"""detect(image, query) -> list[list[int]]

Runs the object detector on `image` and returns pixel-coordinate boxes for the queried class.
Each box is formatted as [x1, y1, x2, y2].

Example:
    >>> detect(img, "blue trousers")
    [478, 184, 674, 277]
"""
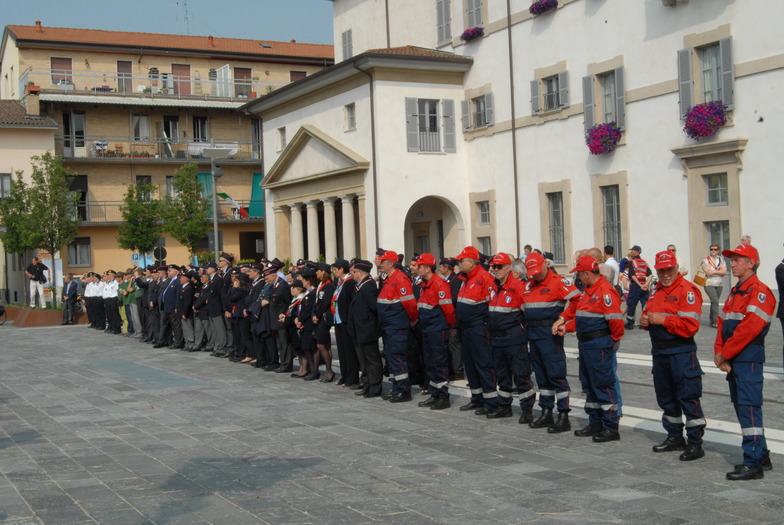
[460, 324, 498, 409]
[529, 335, 570, 411]
[626, 283, 648, 324]
[727, 360, 769, 468]
[579, 347, 622, 430]
[493, 341, 535, 410]
[652, 351, 706, 444]
[422, 329, 450, 399]
[383, 328, 410, 394]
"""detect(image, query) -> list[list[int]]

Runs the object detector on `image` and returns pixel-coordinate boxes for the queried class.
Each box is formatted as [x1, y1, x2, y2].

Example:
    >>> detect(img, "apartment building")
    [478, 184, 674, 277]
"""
[0, 22, 333, 298]
[248, 0, 784, 290]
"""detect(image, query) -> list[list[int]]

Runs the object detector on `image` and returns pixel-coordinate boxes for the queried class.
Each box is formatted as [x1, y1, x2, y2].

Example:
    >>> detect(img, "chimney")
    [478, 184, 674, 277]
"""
[35, 20, 42, 32]
[291, 39, 296, 43]
[208, 35, 214, 47]
[25, 85, 41, 116]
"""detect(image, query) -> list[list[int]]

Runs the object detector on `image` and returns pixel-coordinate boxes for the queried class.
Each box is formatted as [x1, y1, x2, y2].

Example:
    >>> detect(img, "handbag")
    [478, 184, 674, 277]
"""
[693, 268, 707, 287]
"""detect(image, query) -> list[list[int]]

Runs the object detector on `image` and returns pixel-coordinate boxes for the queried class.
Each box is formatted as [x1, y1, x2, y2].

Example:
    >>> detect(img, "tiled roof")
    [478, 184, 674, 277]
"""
[6, 24, 334, 60]
[0, 100, 57, 128]
[364, 45, 470, 61]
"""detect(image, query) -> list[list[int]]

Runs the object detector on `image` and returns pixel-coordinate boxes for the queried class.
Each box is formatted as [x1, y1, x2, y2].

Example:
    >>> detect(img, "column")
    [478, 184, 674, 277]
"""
[340, 194, 356, 259]
[289, 203, 304, 262]
[306, 200, 320, 260]
[321, 197, 337, 263]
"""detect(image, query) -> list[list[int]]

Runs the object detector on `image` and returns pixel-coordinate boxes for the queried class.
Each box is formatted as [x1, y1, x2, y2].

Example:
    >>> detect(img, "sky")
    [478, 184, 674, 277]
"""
[1, 0, 335, 45]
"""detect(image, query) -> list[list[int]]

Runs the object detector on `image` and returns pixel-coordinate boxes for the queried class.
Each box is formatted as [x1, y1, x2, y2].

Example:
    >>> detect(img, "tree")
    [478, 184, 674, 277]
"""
[118, 181, 161, 258]
[161, 163, 210, 262]
[0, 171, 38, 256]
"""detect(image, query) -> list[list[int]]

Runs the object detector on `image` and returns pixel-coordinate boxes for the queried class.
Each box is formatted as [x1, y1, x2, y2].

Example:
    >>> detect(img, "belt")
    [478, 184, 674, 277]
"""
[652, 336, 696, 350]
[527, 318, 559, 328]
[577, 329, 611, 342]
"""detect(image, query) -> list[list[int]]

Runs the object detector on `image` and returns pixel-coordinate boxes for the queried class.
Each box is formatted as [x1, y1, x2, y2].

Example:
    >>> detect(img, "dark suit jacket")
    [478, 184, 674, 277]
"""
[268, 278, 291, 331]
[177, 283, 195, 319]
[63, 280, 78, 304]
[158, 277, 180, 313]
[193, 282, 209, 320]
[776, 260, 784, 319]
[348, 276, 380, 344]
[334, 276, 355, 326]
[206, 274, 225, 317]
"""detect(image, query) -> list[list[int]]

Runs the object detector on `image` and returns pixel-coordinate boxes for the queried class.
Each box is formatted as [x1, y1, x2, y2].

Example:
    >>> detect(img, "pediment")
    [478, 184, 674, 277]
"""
[264, 125, 369, 189]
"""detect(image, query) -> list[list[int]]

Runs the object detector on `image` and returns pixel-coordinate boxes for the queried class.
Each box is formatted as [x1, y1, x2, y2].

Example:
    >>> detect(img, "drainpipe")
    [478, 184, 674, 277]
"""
[353, 62, 380, 252]
[507, 0, 521, 255]
[385, 0, 391, 48]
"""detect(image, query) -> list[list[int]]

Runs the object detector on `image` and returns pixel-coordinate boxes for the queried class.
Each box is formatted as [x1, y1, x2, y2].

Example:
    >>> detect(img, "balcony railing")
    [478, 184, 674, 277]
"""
[20, 67, 287, 102]
[73, 199, 264, 225]
[55, 136, 261, 161]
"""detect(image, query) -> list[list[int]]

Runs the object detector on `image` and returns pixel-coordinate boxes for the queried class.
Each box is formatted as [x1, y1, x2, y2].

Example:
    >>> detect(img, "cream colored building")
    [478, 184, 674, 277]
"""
[0, 22, 333, 287]
[249, 0, 784, 293]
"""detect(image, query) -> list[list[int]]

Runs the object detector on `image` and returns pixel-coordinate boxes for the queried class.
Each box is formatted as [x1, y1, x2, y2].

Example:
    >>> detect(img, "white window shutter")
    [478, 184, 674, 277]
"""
[461, 99, 470, 131]
[443, 99, 456, 152]
[406, 97, 419, 152]
[614, 66, 626, 130]
[558, 71, 569, 108]
[582, 75, 595, 134]
[530, 80, 540, 115]
[484, 93, 494, 126]
[677, 48, 693, 118]
[720, 37, 734, 110]
[444, 0, 452, 43]
[437, 0, 446, 44]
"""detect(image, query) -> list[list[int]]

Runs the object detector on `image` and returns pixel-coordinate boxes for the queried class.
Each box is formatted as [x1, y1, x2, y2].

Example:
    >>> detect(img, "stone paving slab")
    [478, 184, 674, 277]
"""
[0, 320, 783, 524]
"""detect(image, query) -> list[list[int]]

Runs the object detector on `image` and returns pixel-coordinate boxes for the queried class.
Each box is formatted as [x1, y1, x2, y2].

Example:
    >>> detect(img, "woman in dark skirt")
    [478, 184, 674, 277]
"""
[295, 269, 318, 379]
[281, 279, 306, 377]
[311, 263, 336, 382]
[226, 272, 250, 362]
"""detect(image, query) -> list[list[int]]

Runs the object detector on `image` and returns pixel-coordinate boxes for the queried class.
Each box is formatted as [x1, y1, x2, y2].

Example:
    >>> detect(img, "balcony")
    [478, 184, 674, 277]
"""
[20, 67, 287, 103]
[55, 136, 261, 163]
[73, 199, 264, 226]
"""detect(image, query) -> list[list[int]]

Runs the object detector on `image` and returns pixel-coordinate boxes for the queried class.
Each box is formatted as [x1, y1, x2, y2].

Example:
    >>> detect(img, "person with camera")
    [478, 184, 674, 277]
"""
[25, 256, 49, 309]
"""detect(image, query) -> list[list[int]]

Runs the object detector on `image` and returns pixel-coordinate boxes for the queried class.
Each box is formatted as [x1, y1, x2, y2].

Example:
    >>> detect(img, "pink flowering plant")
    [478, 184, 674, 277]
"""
[529, 0, 559, 16]
[683, 101, 727, 140]
[585, 122, 622, 155]
[460, 26, 484, 42]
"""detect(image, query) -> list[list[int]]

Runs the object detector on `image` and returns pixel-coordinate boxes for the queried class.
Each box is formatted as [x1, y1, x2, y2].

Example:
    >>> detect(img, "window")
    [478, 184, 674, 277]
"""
[462, 93, 494, 130]
[166, 176, 179, 199]
[63, 112, 86, 150]
[700, 44, 722, 103]
[278, 127, 287, 150]
[531, 71, 569, 114]
[417, 236, 430, 254]
[478, 236, 492, 255]
[171, 64, 191, 96]
[0, 173, 10, 199]
[678, 36, 733, 116]
[465, 0, 483, 28]
[405, 98, 456, 153]
[543, 76, 561, 112]
[477, 200, 490, 225]
[234, 67, 251, 97]
[68, 237, 91, 267]
[600, 72, 617, 124]
[437, 0, 452, 45]
[69, 175, 88, 222]
[705, 173, 728, 206]
[582, 66, 625, 133]
[50, 57, 72, 84]
[344, 103, 356, 131]
[601, 185, 622, 257]
[163, 116, 179, 141]
[193, 117, 208, 142]
[547, 192, 566, 265]
[132, 115, 150, 141]
[136, 175, 152, 200]
[117, 60, 132, 93]
[341, 29, 353, 60]
[290, 71, 307, 82]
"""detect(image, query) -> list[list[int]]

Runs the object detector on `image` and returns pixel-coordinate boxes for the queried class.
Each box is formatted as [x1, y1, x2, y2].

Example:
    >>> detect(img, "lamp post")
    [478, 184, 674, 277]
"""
[203, 148, 232, 263]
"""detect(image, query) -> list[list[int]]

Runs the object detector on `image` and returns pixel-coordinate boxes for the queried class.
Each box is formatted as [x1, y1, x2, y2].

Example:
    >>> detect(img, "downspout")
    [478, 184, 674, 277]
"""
[385, 0, 391, 48]
[507, 0, 521, 255]
[353, 62, 380, 252]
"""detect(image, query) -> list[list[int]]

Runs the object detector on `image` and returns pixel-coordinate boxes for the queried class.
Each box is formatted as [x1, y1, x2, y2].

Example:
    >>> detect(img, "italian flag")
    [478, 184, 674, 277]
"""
[217, 193, 248, 218]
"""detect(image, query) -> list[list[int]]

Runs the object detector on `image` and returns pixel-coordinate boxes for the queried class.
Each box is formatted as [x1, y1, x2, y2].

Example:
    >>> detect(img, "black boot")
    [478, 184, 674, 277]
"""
[547, 411, 571, 433]
[518, 409, 533, 424]
[679, 443, 704, 461]
[429, 397, 451, 410]
[734, 456, 772, 471]
[486, 406, 513, 419]
[529, 407, 554, 429]
[652, 436, 686, 453]
[726, 465, 764, 481]
[574, 424, 603, 437]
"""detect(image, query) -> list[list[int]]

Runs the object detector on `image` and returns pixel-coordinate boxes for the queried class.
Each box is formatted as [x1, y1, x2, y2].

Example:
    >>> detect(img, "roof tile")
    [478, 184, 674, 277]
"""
[0, 100, 57, 127]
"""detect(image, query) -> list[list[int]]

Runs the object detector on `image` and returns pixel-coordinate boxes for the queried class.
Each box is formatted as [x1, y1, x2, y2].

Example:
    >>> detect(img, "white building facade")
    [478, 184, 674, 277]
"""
[248, 0, 784, 287]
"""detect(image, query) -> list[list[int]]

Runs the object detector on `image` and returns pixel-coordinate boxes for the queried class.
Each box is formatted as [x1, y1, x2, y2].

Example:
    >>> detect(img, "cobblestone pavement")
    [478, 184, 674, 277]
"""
[1, 306, 783, 524]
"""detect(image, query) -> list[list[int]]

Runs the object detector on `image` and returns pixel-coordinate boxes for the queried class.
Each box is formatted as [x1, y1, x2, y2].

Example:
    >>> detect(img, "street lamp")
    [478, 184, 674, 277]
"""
[203, 147, 233, 263]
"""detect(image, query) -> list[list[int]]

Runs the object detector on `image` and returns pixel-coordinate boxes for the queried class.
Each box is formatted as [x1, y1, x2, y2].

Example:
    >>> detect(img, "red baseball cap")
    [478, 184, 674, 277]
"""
[570, 255, 599, 273]
[411, 253, 436, 266]
[722, 243, 759, 263]
[654, 250, 678, 270]
[490, 253, 512, 266]
[456, 246, 480, 260]
[525, 252, 545, 277]
[377, 250, 398, 263]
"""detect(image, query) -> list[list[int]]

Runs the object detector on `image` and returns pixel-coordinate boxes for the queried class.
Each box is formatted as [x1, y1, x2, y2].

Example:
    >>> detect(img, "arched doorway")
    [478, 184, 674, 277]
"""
[403, 196, 465, 260]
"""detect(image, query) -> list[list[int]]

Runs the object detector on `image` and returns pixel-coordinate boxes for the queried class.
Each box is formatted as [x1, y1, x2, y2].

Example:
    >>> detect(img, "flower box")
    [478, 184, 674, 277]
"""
[585, 122, 622, 155]
[460, 26, 484, 42]
[529, 0, 558, 16]
[683, 101, 727, 140]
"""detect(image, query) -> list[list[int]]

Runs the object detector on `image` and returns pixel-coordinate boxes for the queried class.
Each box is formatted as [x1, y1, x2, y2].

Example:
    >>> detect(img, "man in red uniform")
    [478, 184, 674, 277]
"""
[412, 253, 455, 410]
[715, 244, 776, 480]
[640, 250, 707, 461]
[625, 245, 652, 329]
[454, 246, 499, 415]
[555, 255, 625, 442]
[523, 252, 580, 433]
[377, 250, 418, 402]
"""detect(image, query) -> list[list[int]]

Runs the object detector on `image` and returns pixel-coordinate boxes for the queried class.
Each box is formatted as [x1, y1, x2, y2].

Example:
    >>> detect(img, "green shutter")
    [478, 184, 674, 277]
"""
[198, 172, 213, 218]
[249, 173, 264, 218]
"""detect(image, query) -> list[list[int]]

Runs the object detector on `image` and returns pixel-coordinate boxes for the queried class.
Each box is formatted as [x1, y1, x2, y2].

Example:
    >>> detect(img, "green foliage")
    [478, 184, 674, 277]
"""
[118, 182, 161, 254]
[0, 171, 37, 254]
[161, 163, 210, 260]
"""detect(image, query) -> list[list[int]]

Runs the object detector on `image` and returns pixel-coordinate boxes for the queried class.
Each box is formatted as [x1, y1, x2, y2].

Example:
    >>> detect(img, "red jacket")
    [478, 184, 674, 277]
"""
[377, 269, 418, 331]
[522, 269, 579, 339]
[562, 275, 624, 348]
[715, 274, 776, 362]
[417, 274, 455, 331]
[642, 274, 702, 355]
[455, 265, 497, 328]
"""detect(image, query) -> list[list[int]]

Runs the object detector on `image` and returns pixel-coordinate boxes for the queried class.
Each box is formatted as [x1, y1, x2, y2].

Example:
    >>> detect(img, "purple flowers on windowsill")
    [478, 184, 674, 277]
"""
[683, 101, 728, 140]
[586, 122, 622, 155]
[460, 26, 485, 42]
[529, 0, 559, 16]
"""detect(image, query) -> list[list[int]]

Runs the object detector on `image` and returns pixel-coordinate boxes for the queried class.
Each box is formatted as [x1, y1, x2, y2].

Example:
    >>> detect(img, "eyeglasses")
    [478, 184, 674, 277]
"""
[710, 248, 719, 251]
[490, 264, 505, 270]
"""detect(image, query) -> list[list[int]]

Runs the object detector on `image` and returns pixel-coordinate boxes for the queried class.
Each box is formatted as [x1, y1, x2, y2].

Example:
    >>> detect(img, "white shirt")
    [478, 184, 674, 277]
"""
[605, 256, 620, 286]
[102, 280, 118, 299]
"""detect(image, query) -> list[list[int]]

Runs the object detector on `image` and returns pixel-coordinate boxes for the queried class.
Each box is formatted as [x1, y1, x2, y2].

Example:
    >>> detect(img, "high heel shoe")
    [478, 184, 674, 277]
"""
[303, 372, 320, 381]
[320, 372, 335, 383]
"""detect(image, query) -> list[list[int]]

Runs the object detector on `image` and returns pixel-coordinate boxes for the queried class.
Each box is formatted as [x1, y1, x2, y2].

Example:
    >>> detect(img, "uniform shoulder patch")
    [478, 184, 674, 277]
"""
[505, 295, 512, 304]
[400, 287, 407, 295]
[758, 292, 766, 304]
[490, 289, 496, 300]
[604, 294, 612, 307]
[561, 278, 571, 286]
[686, 291, 695, 305]
[438, 291, 446, 299]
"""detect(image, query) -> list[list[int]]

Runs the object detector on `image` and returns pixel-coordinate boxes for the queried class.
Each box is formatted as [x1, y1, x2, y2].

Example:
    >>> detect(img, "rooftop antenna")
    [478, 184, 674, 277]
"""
[178, 0, 191, 35]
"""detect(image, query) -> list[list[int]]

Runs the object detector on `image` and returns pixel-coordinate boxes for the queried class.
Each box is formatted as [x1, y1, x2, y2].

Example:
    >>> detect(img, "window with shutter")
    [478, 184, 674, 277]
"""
[719, 37, 734, 110]
[466, 0, 482, 28]
[406, 98, 454, 153]
[582, 75, 595, 134]
[614, 66, 626, 130]
[530, 79, 541, 115]
[50, 57, 72, 84]
[342, 29, 353, 60]
[437, 0, 452, 45]
[678, 48, 693, 117]
[443, 99, 456, 152]
[557, 71, 569, 108]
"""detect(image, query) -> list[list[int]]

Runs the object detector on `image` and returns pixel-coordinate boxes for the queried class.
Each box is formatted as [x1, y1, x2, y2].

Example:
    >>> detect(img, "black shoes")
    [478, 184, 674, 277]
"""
[726, 465, 764, 481]
[381, 391, 394, 401]
[734, 456, 773, 471]
[355, 389, 368, 396]
[388, 392, 412, 403]
[518, 410, 533, 425]
[429, 397, 451, 410]
[679, 444, 704, 461]
[474, 407, 490, 416]
[418, 396, 437, 407]
[592, 428, 620, 442]
[275, 367, 293, 374]
[624, 322, 635, 330]
[152, 343, 165, 348]
[529, 408, 554, 429]
[547, 411, 571, 434]
[486, 406, 513, 419]
[652, 436, 687, 453]
[574, 424, 604, 437]
[459, 401, 483, 412]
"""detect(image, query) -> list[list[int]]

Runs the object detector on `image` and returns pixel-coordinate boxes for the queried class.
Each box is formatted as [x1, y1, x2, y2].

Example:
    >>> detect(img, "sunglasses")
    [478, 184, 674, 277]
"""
[490, 264, 506, 270]
[710, 248, 719, 251]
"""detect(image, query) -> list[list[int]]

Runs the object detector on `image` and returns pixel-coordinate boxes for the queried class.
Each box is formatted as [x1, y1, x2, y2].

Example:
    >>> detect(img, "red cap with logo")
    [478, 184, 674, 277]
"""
[490, 253, 512, 266]
[722, 243, 759, 263]
[411, 253, 436, 266]
[456, 246, 480, 261]
[570, 255, 599, 273]
[525, 252, 546, 277]
[654, 250, 678, 270]
[377, 250, 398, 263]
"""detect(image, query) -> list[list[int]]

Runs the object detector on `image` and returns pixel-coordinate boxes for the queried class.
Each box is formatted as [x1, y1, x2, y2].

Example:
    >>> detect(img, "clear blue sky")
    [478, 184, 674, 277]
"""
[2, 0, 335, 45]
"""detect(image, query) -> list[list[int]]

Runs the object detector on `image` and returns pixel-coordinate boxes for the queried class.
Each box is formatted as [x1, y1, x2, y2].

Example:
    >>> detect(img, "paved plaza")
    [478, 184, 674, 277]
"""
[1, 310, 783, 524]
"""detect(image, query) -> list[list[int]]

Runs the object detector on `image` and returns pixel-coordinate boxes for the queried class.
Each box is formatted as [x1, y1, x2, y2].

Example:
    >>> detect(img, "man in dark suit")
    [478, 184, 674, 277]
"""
[205, 262, 228, 356]
[192, 272, 211, 351]
[264, 265, 292, 372]
[332, 258, 358, 386]
[178, 271, 196, 350]
[146, 267, 166, 343]
[348, 260, 383, 398]
[61, 273, 78, 325]
[776, 247, 784, 363]
[154, 265, 182, 348]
